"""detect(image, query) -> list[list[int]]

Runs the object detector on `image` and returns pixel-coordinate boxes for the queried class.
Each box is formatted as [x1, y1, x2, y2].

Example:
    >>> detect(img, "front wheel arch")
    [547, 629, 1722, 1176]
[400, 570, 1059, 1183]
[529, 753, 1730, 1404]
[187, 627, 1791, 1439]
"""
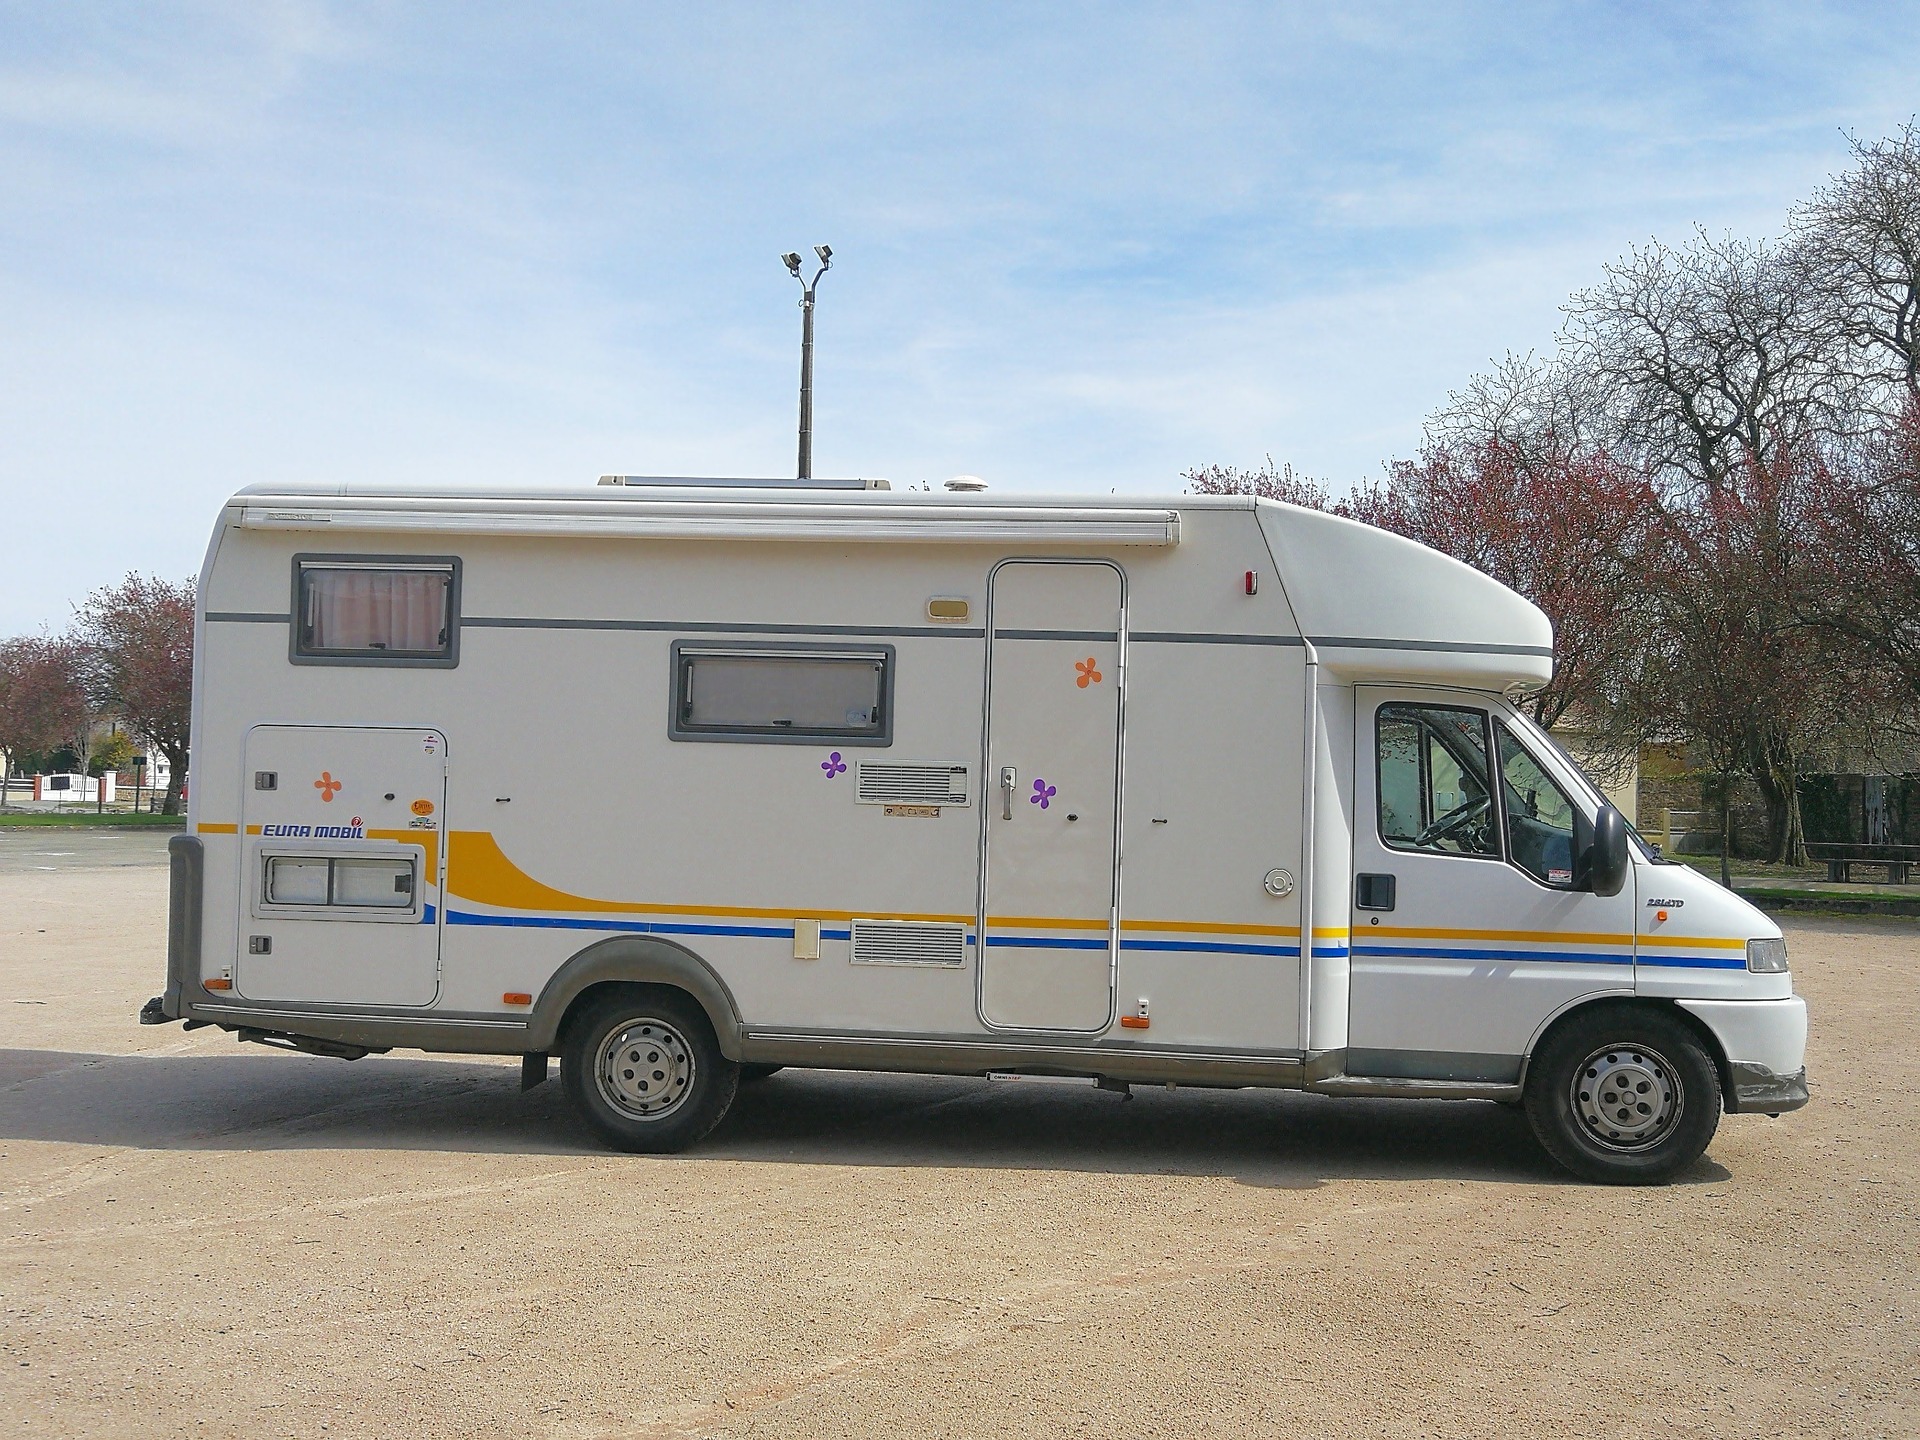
[1522, 995, 1735, 1108]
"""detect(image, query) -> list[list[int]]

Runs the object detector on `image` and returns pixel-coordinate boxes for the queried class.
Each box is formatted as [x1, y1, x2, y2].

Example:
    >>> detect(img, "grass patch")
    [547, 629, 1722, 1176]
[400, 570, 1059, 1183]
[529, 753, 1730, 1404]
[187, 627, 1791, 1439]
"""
[0, 812, 185, 828]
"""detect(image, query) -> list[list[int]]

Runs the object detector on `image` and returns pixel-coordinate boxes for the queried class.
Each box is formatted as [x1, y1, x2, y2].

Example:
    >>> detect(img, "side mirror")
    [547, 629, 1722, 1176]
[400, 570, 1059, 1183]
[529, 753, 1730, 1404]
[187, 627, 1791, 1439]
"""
[1590, 803, 1629, 897]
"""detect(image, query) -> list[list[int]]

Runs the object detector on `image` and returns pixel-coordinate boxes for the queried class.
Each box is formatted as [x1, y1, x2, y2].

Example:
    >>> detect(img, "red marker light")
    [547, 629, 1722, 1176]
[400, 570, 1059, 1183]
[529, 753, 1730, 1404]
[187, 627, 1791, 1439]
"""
[1244, 570, 1258, 595]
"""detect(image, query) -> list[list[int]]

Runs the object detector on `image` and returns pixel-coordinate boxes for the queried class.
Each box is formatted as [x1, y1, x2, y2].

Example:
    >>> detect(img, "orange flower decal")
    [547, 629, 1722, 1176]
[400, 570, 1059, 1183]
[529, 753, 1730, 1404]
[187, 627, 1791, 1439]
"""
[1075, 657, 1102, 688]
[314, 771, 343, 802]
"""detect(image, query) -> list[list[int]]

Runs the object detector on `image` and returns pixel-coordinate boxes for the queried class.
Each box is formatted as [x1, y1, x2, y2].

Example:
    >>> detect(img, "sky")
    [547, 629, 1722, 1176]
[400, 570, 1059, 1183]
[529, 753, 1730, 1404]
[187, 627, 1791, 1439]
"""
[2, 1, 1917, 633]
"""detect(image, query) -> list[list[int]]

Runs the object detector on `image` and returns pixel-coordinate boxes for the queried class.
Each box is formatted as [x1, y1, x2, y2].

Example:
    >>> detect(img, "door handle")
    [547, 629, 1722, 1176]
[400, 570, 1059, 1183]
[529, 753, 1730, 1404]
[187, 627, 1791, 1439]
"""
[1355, 873, 1397, 911]
[1000, 766, 1017, 820]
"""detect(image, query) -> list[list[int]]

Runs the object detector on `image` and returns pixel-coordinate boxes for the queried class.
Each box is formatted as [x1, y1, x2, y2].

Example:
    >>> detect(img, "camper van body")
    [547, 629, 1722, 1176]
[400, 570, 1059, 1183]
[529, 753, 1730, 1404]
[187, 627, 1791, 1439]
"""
[154, 481, 1808, 1182]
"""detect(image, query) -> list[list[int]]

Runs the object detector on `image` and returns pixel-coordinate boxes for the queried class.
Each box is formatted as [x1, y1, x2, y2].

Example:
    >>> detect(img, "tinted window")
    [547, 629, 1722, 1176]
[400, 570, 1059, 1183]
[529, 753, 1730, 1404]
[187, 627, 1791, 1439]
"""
[1495, 721, 1580, 886]
[672, 645, 892, 744]
[1377, 704, 1498, 858]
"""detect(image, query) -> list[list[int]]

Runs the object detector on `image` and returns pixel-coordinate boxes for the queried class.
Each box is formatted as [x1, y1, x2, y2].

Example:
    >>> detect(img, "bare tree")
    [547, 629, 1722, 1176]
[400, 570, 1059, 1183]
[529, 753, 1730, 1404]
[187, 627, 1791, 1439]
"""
[1559, 231, 1849, 493]
[1792, 120, 1920, 398]
[1424, 351, 1592, 477]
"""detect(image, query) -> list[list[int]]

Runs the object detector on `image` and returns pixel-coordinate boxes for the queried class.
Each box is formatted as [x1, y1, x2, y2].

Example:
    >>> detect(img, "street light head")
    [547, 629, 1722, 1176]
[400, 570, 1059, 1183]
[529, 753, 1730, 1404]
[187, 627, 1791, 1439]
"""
[814, 244, 832, 265]
[782, 252, 803, 277]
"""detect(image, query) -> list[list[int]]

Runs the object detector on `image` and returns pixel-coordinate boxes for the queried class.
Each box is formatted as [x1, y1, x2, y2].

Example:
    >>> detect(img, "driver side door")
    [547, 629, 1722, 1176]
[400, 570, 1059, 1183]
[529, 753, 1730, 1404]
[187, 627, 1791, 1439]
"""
[1347, 686, 1638, 1084]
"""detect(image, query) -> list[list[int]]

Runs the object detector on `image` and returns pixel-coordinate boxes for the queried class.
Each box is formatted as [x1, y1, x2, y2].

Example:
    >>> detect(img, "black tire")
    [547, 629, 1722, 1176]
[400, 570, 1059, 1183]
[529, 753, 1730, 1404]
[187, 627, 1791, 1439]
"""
[738, 1064, 784, 1083]
[561, 987, 738, 1153]
[1524, 1003, 1721, 1185]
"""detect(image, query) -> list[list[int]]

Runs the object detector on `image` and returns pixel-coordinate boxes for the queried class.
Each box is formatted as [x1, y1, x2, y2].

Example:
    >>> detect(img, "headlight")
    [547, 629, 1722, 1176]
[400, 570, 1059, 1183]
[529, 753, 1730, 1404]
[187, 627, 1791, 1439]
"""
[1746, 937, 1789, 973]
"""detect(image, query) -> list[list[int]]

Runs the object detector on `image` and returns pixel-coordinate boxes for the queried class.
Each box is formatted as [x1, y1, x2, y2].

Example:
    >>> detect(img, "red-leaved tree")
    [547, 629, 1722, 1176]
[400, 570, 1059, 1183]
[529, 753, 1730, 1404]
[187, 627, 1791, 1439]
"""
[75, 575, 195, 815]
[0, 637, 91, 805]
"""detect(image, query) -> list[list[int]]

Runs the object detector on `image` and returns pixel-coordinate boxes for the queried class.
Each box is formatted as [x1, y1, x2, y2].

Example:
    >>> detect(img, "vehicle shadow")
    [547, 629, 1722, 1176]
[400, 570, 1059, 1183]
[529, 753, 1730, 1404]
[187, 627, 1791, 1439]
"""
[0, 1048, 1732, 1188]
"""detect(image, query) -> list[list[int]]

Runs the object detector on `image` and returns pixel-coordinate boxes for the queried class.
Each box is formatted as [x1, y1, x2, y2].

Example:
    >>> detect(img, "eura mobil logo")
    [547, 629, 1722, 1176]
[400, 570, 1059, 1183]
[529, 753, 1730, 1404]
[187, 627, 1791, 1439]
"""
[262, 817, 365, 839]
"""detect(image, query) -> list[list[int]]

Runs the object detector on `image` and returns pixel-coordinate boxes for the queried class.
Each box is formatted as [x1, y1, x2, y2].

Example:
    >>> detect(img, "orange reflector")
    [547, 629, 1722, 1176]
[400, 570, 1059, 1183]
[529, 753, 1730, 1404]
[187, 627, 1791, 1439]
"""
[204, 978, 232, 991]
[502, 992, 533, 1006]
[1655, 909, 1668, 922]
[1119, 1015, 1150, 1029]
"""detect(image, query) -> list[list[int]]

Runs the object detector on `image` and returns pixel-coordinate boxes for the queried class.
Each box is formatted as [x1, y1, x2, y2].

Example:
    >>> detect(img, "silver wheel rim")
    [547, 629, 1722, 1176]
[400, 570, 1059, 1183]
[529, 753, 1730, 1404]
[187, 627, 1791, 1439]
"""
[594, 1017, 696, 1121]
[1571, 1043, 1682, 1152]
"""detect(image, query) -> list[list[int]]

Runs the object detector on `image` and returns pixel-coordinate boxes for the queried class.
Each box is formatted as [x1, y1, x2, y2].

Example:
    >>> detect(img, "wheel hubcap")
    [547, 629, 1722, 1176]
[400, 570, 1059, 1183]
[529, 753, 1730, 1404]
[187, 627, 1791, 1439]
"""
[1571, 1044, 1681, 1152]
[594, 1018, 695, 1121]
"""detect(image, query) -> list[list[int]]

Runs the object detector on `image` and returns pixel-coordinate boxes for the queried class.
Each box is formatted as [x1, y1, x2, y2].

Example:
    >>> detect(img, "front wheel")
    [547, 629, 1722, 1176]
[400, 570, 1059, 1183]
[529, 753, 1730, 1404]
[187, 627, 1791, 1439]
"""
[1524, 1004, 1721, 1185]
[561, 988, 738, 1153]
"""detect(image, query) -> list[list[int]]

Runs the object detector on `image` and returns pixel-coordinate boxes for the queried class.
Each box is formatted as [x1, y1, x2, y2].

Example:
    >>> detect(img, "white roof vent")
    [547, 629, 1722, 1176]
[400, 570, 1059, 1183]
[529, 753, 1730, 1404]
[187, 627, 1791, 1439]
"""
[944, 476, 987, 492]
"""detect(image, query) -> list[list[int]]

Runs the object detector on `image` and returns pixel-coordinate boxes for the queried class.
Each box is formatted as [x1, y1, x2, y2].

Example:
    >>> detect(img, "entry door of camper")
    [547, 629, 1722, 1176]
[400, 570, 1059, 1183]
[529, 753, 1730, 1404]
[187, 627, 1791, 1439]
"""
[1347, 689, 1638, 1076]
[979, 560, 1124, 1032]
[237, 726, 446, 1007]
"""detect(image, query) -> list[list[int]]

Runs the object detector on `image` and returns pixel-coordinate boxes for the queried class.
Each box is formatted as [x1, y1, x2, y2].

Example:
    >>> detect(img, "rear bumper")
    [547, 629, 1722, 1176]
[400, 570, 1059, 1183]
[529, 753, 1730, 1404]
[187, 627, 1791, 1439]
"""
[1727, 1062, 1810, 1115]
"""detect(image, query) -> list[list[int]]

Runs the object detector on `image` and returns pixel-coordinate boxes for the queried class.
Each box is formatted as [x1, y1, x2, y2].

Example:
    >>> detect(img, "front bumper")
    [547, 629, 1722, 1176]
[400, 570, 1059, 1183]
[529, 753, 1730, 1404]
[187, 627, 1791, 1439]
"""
[1726, 1062, 1810, 1114]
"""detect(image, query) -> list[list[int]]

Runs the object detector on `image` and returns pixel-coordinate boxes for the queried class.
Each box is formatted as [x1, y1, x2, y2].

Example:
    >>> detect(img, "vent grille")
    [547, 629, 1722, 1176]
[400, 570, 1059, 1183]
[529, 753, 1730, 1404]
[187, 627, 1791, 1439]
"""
[855, 761, 970, 806]
[850, 920, 968, 968]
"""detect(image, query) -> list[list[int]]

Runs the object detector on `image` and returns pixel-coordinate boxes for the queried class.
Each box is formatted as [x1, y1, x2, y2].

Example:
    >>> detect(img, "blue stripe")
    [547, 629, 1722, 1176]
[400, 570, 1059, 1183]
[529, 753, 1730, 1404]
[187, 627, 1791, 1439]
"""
[1309, 945, 1350, 958]
[1354, 944, 1633, 966]
[984, 935, 1110, 951]
[422, 903, 436, 924]
[447, 910, 793, 940]
[1122, 938, 1300, 957]
[1639, 953, 1747, 970]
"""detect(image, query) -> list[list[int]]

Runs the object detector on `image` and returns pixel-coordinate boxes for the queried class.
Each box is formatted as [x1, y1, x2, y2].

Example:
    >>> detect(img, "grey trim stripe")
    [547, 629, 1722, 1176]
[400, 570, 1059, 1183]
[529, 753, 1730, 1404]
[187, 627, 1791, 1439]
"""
[744, 1025, 1303, 1062]
[192, 1001, 527, 1029]
[1309, 634, 1555, 658]
[1136, 630, 1303, 647]
[470, 616, 987, 639]
[993, 627, 1120, 642]
[208, 609, 1547, 657]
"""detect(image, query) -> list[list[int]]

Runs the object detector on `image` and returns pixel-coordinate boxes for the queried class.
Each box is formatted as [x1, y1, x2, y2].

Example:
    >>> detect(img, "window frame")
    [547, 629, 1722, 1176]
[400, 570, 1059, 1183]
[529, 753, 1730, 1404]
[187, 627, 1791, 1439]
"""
[1492, 718, 1593, 892]
[668, 639, 895, 747]
[252, 844, 424, 924]
[289, 553, 462, 668]
[1374, 702, 1505, 865]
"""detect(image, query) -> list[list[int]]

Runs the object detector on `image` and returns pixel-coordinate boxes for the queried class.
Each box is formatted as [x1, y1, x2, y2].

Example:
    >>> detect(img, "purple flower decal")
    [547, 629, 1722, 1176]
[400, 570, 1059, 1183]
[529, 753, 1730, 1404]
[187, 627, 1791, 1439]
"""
[1029, 778, 1056, 809]
[821, 751, 847, 778]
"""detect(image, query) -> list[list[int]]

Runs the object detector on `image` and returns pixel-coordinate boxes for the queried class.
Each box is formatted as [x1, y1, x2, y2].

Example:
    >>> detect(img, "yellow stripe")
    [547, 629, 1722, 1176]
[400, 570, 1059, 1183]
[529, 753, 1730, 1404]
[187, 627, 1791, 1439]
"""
[196, 823, 238, 834]
[246, 825, 261, 835]
[447, 831, 1304, 937]
[1312, 926, 1350, 939]
[1637, 933, 1747, 950]
[447, 830, 971, 925]
[1373, 925, 1634, 946]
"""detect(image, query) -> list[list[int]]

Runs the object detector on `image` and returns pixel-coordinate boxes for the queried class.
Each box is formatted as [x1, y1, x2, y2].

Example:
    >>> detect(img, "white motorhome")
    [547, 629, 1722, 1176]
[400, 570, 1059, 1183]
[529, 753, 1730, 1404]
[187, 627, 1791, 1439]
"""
[146, 477, 1808, 1183]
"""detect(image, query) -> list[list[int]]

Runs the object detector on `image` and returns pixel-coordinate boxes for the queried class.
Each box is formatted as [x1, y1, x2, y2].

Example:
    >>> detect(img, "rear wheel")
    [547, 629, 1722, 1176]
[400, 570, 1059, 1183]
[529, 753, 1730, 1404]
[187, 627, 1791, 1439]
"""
[1524, 1004, 1720, 1185]
[561, 988, 737, 1153]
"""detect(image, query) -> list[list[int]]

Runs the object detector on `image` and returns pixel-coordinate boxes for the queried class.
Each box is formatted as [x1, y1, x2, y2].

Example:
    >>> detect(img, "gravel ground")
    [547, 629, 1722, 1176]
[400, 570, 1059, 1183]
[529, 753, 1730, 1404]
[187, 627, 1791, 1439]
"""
[1, 853, 1915, 1439]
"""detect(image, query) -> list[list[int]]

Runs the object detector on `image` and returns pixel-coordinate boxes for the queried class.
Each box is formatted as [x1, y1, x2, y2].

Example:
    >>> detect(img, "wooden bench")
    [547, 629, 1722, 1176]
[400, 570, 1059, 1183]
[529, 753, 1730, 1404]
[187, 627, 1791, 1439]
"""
[1806, 843, 1920, 884]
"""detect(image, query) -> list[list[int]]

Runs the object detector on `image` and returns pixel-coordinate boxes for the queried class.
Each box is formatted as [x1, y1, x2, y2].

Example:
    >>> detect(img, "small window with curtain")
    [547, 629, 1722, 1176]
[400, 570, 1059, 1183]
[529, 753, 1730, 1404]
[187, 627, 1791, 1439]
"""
[670, 641, 893, 744]
[293, 557, 459, 665]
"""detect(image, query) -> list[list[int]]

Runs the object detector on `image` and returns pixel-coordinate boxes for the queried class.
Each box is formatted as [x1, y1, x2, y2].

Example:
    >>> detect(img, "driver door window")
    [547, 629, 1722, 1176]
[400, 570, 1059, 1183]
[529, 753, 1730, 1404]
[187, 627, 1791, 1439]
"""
[1376, 704, 1498, 858]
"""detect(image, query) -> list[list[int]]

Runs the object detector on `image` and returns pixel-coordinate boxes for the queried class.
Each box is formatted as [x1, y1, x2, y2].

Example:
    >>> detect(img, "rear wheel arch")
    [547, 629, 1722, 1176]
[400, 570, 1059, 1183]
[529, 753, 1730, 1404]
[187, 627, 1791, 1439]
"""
[526, 936, 745, 1060]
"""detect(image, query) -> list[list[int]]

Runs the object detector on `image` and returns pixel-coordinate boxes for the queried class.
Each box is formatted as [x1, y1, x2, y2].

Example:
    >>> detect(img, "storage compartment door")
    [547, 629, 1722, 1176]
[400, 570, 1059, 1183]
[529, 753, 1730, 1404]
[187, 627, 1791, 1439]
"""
[237, 726, 446, 1006]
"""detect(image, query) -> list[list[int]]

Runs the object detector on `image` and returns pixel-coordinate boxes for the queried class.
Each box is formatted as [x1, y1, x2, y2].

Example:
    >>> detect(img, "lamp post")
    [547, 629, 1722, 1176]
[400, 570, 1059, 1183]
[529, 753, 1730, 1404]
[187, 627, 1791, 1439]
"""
[782, 245, 832, 479]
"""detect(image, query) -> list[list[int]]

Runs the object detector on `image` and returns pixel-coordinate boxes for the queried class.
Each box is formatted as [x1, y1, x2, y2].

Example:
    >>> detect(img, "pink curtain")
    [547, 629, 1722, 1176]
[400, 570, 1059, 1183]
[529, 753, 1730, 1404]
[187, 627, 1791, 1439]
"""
[305, 570, 447, 652]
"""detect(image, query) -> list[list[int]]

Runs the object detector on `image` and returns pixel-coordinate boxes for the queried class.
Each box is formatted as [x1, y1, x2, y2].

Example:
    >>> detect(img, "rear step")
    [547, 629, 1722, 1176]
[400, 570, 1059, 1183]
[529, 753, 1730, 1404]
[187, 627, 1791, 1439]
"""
[235, 1027, 390, 1062]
